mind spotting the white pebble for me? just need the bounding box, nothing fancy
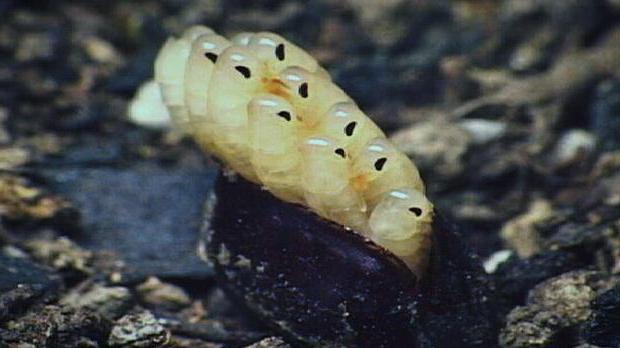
[458,119,507,144]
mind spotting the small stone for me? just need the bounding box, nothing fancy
[0,147,30,170]
[83,36,122,65]
[0,175,71,221]
[501,199,554,258]
[14,32,58,62]
[244,337,291,348]
[0,305,110,347]
[345,0,410,47]
[108,310,170,347]
[458,119,507,144]
[25,237,93,274]
[500,271,603,348]
[483,249,513,274]
[60,283,132,320]
[136,276,191,310]
[552,129,597,166]
[0,252,61,322]
[391,117,471,178]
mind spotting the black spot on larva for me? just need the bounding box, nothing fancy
[275,43,285,61]
[345,122,357,136]
[374,157,388,171]
[334,148,346,158]
[277,111,291,121]
[299,83,309,98]
[204,52,218,63]
[235,66,251,79]
[409,207,423,216]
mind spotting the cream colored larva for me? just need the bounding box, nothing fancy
[129,26,434,276]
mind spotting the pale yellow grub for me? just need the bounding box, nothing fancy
[132,27,434,277]
[276,66,351,128]
[315,101,386,157]
[352,137,425,208]
[184,33,230,122]
[247,94,304,203]
[300,137,367,232]
[154,26,213,127]
[369,188,434,276]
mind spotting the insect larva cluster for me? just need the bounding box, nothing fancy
[130,26,434,276]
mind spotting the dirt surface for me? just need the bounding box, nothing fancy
[0,1,619,347]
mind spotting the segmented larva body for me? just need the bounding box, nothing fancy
[130,26,434,276]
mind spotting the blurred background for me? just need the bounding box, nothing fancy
[0,1,619,347]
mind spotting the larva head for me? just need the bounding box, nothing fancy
[207,45,266,117]
[248,32,319,74]
[154,38,191,101]
[368,187,434,276]
[156,25,213,87]
[318,101,386,156]
[299,136,351,194]
[184,33,230,119]
[188,33,230,67]
[352,137,399,181]
[248,93,299,156]
[352,137,425,205]
[216,46,264,85]
[369,188,433,240]
[277,67,350,127]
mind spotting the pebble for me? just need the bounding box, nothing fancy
[391,117,471,178]
[552,129,597,166]
[60,284,132,320]
[108,310,170,347]
[500,199,554,258]
[458,118,507,145]
[500,271,605,348]
[136,276,191,309]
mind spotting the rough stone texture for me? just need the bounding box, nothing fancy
[582,284,620,347]
[25,237,93,274]
[60,283,133,320]
[108,310,170,347]
[500,271,614,348]
[136,276,191,310]
[0,305,111,347]
[0,253,61,322]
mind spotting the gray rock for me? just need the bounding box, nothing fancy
[0,251,61,322]
[42,160,216,283]
[108,310,170,347]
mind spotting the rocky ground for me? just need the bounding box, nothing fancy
[0,0,619,347]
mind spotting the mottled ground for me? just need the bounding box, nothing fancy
[0,1,619,347]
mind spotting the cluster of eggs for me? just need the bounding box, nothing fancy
[130,26,434,276]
